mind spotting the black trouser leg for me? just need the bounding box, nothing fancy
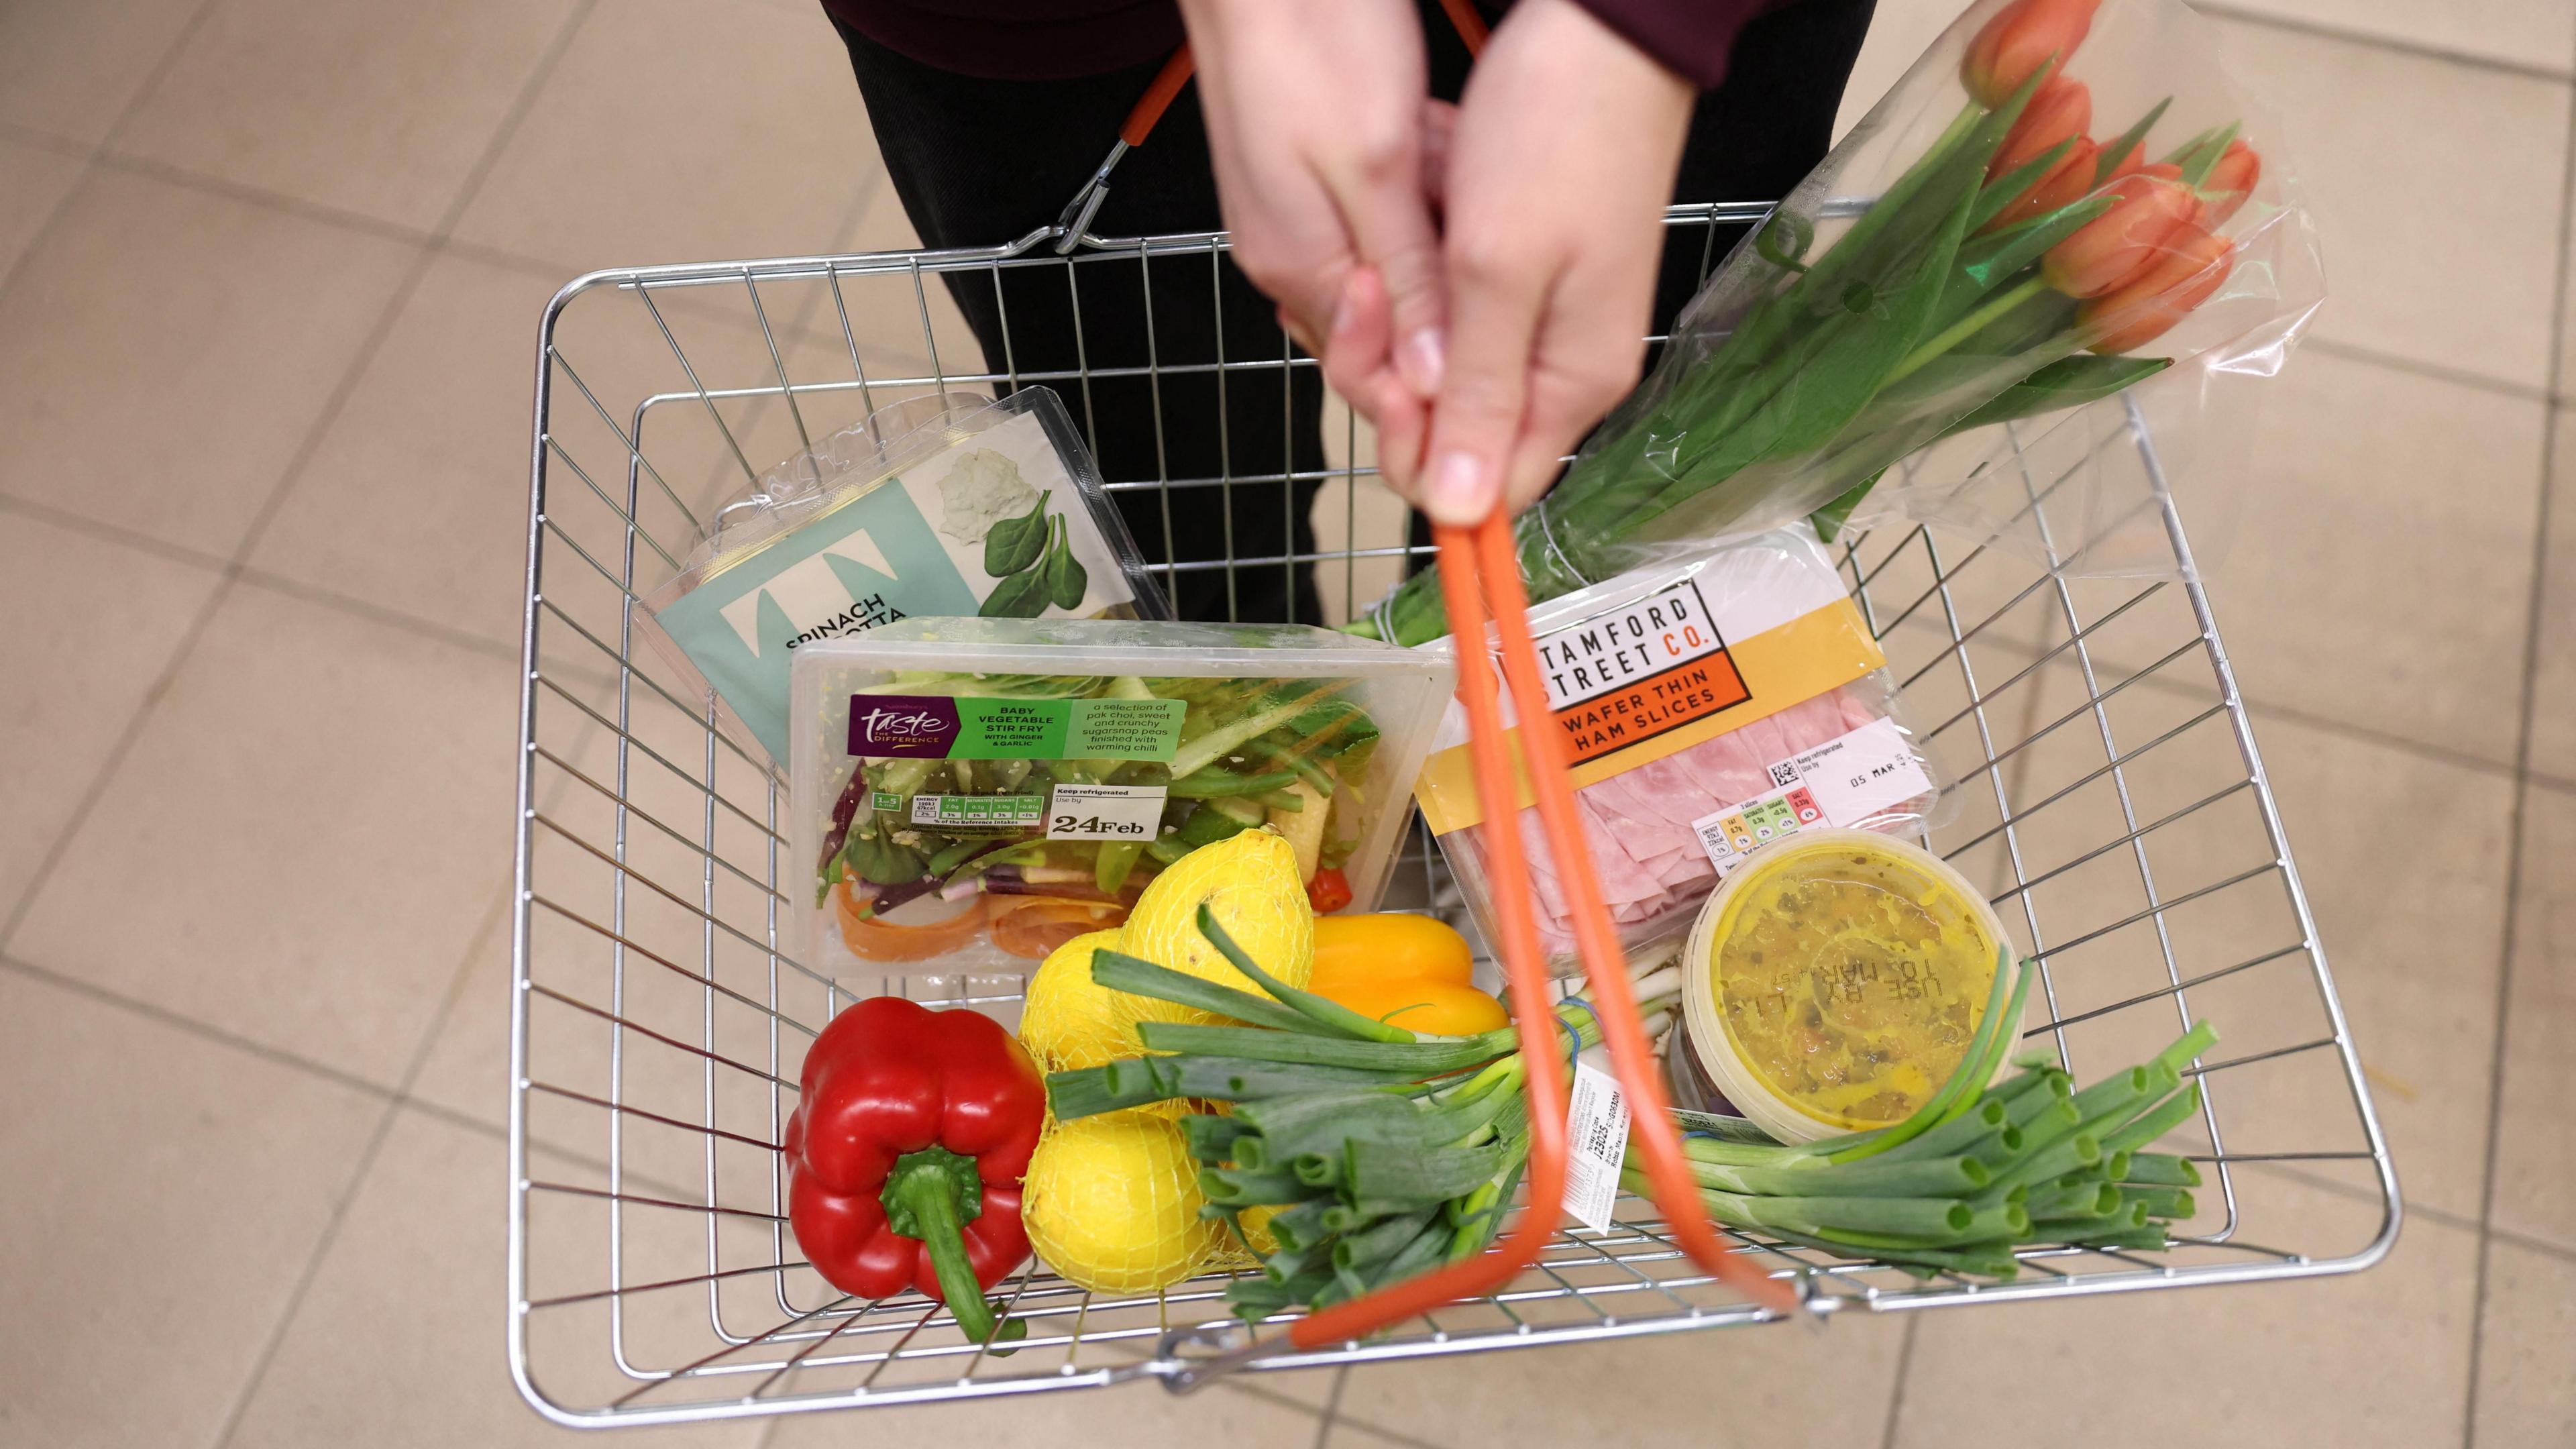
[832,19,1326,624]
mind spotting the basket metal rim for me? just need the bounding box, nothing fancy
[506,218,2402,1427]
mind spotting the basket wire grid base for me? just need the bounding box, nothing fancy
[508,205,2398,1429]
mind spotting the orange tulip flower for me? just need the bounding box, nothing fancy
[2043,170,2202,297]
[1990,76,2092,178]
[1981,136,2098,233]
[2202,139,2261,227]
[1963,0,2102,109]
[2082,226,2236,353]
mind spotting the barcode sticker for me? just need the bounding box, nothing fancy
[1562,1060,1631,1233]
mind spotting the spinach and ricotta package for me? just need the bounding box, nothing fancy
[643,389,1165,764]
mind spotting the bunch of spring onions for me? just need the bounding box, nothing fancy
[1045,906,1601,1320]
[1046,908,2212,1311]
[1642,949,2214,1279]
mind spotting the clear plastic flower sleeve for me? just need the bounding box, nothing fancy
[1356,0,2323,646]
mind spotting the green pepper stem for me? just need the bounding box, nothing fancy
[886,1157,1011,1346]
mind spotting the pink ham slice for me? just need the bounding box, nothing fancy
[1452,687,1927,957]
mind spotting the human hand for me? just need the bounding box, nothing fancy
[1413,0,1694,524]
[1178,0,1450,408]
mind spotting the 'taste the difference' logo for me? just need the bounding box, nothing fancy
[847,695,961,757]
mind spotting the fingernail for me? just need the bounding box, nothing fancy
[1330,286,1360,339]
[1427,450,1489,523]
[1401,328,1446,394]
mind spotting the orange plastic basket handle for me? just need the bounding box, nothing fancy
[1123,0,1487,146]
[1063,5,1489,248]
[1152,517,1801,1389]
[1275,518,1572,1352]
[1474,522,1802,1318]
[1279,518,1799,1354]
[1119,44,1197,147]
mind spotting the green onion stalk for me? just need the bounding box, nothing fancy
[1623,945,2220,1279]
[1344,74,2257,647]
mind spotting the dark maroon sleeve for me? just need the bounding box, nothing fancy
[1566,0,1788,89]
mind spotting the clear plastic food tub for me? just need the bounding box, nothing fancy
[788,617,1455,977]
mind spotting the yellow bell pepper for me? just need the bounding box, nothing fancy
[1306,914,1507,1036]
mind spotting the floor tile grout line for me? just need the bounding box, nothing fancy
[1311,1365,1349,1449]
[0,951,688,1191]
[1920,611,2534,783]
[0,941,681,1189]
[230,564,526,664]
[2460,29,2576,1448]
[0,230,449,949]
[2486,1222,2576,1269]
[0,118,93,159]
[89,148,439,250]
[207,885,527,1448]
[0,576,237,949]
[205,1101,413,1444]
[2240,1158,2576,1266]
[1322,1405,1457,1449]
[0,953,402,1103]
[2192,1,2576,83]
[94,0,227,154]
[0,491,533,666]
[1876,1314,1921,1449]
[2300,335,2555,407]
[424,0,601,241]
[185,11,619,1436]
[0,490,232,572]
[0,0,220,311]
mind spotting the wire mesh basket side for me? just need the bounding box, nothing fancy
[506,213,2397,1427]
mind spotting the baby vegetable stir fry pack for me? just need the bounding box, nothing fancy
[788,619,1453,977]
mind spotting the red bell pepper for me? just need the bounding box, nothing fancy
[783,996,1046,1344]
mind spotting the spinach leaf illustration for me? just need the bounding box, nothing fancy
[1044,515,1087,609]
[979,562,1050,618]
[982,490,1051,578]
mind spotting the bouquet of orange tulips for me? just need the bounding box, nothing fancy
[1351,0,2321,646]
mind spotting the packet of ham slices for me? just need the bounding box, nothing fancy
[1413,529,1947,971]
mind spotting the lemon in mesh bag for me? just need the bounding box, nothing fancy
[1021,928,1187,1122]
[1023,1110,1220,1293]
[1118,828,1313,1032]
[1020,929,1138,1071]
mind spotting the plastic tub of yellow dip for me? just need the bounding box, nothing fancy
[1680,829,2015,1144]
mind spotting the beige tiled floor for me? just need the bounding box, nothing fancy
[2,0,2570,1445]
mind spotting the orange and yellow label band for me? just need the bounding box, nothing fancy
[1413,599,1886,837]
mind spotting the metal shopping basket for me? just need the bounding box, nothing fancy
[506,195,2400,1428]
